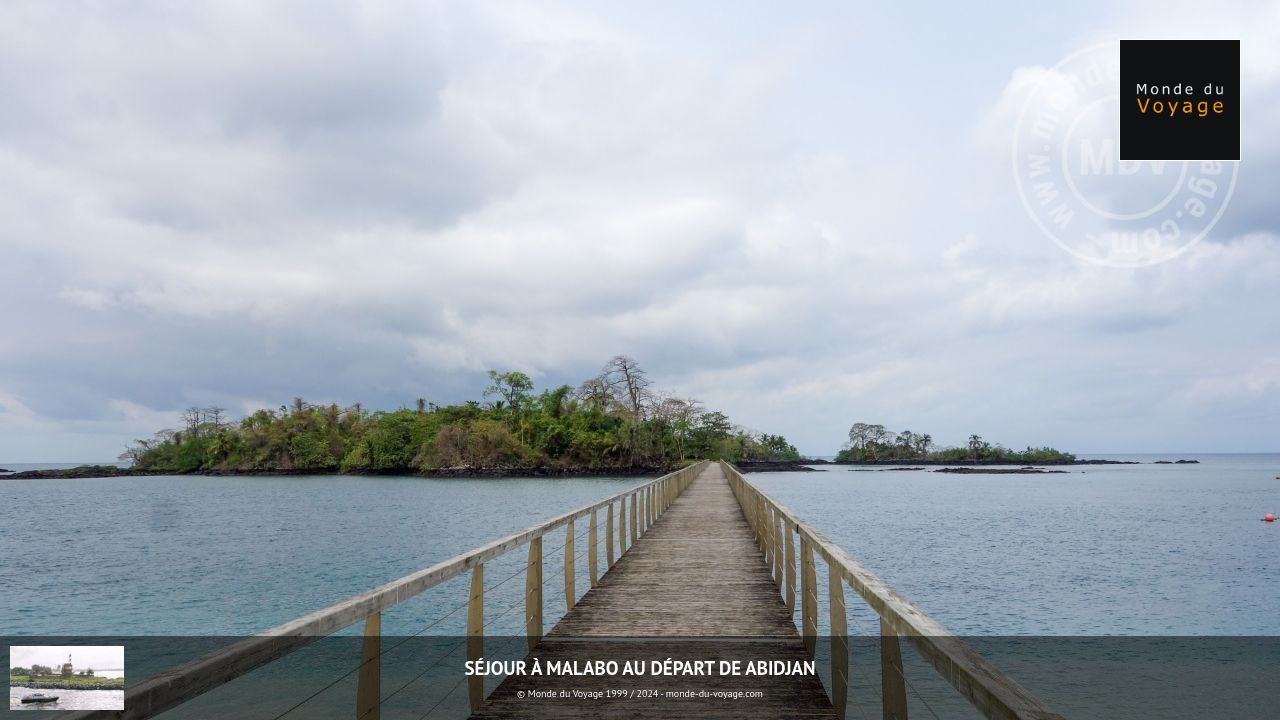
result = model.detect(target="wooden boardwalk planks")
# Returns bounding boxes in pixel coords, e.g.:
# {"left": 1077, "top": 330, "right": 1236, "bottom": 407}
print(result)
{"left": 469, "top": 463, "right": 835, "bottom": 719}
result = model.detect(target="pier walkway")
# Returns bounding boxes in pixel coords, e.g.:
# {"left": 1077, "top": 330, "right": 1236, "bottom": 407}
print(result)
{"left": 55, "top": 461, "right": 1064, "bottom": 720}
{"left": 468, "top": 462, "right": 833, "bottom": 719}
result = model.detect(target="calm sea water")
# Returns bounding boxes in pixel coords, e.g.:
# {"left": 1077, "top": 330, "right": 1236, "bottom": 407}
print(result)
{"left": 8, "top": 687, "right": 124, "bottom": 711}
{"left": 2, "top": 457, "right": 1277, "bottom": 719}
{"left": 752, "top": 453, "right": 1280, "bottom": 636}
{"left": 0, "top": 472, "right": 647, "bottom": 636}
{"left": 2, "top": 456, "right": 1275, "bottom": 637}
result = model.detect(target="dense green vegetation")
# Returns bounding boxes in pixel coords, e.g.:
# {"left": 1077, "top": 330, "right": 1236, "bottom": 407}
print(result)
{"left": 124, "top": 356, "right": 802, "bottom": 473}
{"left": 834, "top": 423, "right": 1075, "bottom": 464}
{"left": 10, "top": 674, "right": 124, "bottom": 686}
{"left": 10, "top": 665, "right": 121, "bottom": 684}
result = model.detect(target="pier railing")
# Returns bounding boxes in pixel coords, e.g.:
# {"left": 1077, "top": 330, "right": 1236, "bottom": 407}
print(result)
{"left": 721, "top": 461, "right": 1065, "bottom": 720}
{"left": 56, "top": 460, "right": 708, "bottom": 720}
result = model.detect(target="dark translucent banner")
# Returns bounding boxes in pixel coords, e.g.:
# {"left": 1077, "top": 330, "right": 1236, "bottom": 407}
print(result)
{"left": 5, "top": 636, "right": 1278, "bottom": 719}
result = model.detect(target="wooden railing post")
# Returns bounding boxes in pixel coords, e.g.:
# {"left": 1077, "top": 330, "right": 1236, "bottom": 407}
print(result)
{"left": 772, "top": 509, "right": 784, "bottom": 590}
{"left": 830, "top": 571, "right": 849, "bottom": 720}
{"left": 467, "top": 565, "right": 484, "bottom": 711}
{"left": 757, "top": 500, "right": 766, "bottom": 553}
{"left": 525, "top": 537, "right": 543, "bottom": 650}
{"left": 648, "top": 485, "right": 654, "bottom": 528}
{"left": 749, "top": 491, "right": 760, "bottom": 541}
{"left": 619, "top": 498, "right": 628, "bottom": 553}
{"left": 607, "top": 503, "right": 616, "bottom": 566}
{"left": 785, "top": 522, "right": 796, "bottom": 614}
{"left": 564, "top": 519, "right": 576, "bottom": 610}
{"left": 641, "top": 487, "right": 648, "bottom": 533}
{"left": 880, "top": 618, "right": 908, "bottom": 720}
{"left": 355, "top": 611, "right": 380, "bottom": 720}
{"left": 759, "top": 496, "right": 770, "bottom": 558}
{"left": 760, "top": 497, "right": 770, "bottom": 556}
{"left": 765, "top": 505, "right": 776, "bottom": 575}
{"left": 801, "top": 537, "right": 817, "bottom": 658}
{"left": 588, "top": 510, "right": 599, "bottom": 587}
{"left": 630, "top": 493, "right": 638, "bottom": 544}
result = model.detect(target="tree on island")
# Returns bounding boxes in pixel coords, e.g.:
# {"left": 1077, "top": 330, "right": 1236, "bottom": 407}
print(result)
{"left": 835, "top": 422, "right": 1073, "bottom": 464}
{"left": 122, "top": 356, "right": 803, "bottom": 473}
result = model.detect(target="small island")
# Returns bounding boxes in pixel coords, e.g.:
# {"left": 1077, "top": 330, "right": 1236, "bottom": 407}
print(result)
{"left": 10, "top": 655, "right": 125, "bottom": 691}
{"left": 834, "top": 423, "right": 1078, "bottom": 464}
{"left": 9, "top": 357, "right": 805, "bottom": 480}
{"left": 5, "top": 401, "right": 1205, "bottom": 481}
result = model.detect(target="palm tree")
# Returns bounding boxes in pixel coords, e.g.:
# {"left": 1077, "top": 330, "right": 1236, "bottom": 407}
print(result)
{"left": 968, "top": 434, "right": 983, "bottom": 463}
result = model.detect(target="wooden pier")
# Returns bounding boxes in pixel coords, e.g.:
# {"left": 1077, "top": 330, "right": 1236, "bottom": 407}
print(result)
{"left": 53, "top": 460, "right": 1064, "bottom": 720}
{"left": 468, "top": 462, "right": 834, "bottom": 719}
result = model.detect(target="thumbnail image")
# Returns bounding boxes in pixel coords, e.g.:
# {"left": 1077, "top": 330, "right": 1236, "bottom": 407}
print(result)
{"left": 9, "top": 646, "right": 124, "bottom": 711}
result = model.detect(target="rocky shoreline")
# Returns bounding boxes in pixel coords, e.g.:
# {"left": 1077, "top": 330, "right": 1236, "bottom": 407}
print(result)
{"left": 935, "top": 466, "right": 1068, "bottom": 474}
{"left": 12, "top": 681, "right": 124, "bottom": 690}
{"left": 735, "top": 458, "right": 1201, "bottom": 473}
{"left": 0, "top": 464, "right": 140, "bottom": 479}
{"left": 733, "top": 461, "right": 821, "bottom": 472}
{"left": 1, "top": 463, "right": 682, "bottom": 481}
{"left": 2, "top": 457, "right": 1203, "bottom": 479}
{"left": 737, "top": 456, "right": 1192, "bottom": 468}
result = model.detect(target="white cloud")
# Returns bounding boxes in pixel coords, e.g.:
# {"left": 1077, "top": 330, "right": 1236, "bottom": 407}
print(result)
{"left": 1, "top": 1, "right": 1279, "bottom": 459}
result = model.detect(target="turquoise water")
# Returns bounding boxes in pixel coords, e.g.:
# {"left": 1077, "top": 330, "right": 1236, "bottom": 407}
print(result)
{"left": 2, "top": 458, "right": 1278, "bottom": 719}
{"left": 752, "top": 453, "right": 1280, "bottom": 636}
{"left": 2, "top": 456, "right": 1276, "bottom": 638}
{"left": 0, "top": 473, "right": 646, "bottom": 636}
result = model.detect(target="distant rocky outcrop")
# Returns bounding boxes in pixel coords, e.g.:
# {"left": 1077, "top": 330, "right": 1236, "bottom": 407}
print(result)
{"left": 935, "top": 467, "right": 1069, "bottom": 474}
{"left": 734, "top": 461, "right": 821, "bottom": 473}
{"left": 4, "top": 463, "right": 679, "bottom": 480}
{"left": 4, "top": 464, "right": 142, "bottom": 479}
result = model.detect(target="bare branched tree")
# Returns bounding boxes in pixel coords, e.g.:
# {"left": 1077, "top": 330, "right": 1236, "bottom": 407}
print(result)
{"left": 574, "top": 375, "right": 615, "bottom": 411}
{"left": 204, "top": 407, "right": 227, "bottom": 430}
{"left": 602, "top": 355, "right": 651, "bottom": 419}
{"left": 182, "top": 407, "right": 203, "bottom": 437}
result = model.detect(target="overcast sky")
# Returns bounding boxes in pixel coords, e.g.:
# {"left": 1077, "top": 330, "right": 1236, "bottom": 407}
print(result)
{"left": 1, "top": 1, "right": 1277, "bottom": 460}
{"left": 10, "top": 645, "right": 123, "bottom": 670}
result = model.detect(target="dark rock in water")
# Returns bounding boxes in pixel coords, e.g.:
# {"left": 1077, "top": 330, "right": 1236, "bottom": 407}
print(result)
{"left": 735, "top": 461, "right": 820, "bottom": 473}
{"left": 1074, "top": 459, "right": 1139, "bottom": 465}
{"left": 0, "top": 467, "right": 10, "bottom": 473}
{"left": 1154, "top": 461, "right": 1172, "bottom": 464}
{"left": 880, "top": 467, "right": 926, "bottom": 471}
{"left": 4, "top": 464, "right": 135, "bottom": 480}
{"left": 935, "top": 467, "right": 1068, "bottom": 474}
{"left": 1174, "top": 459, "right": 1200, "bottom": 464}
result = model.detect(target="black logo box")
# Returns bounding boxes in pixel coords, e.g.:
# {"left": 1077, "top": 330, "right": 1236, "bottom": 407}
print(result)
{"left": 1120, "top": 39, "right": 1240, "bottom": 161}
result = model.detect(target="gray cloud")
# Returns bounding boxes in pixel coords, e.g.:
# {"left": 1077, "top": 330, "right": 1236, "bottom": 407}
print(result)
{"left": 2, "top": 1, "right": 1279, "bottom": 461}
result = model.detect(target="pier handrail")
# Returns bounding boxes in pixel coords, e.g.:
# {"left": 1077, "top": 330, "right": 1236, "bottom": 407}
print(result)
{"left": 721, "top": 461, "right": 1065, "bottom": 720}
{"left": 55, "top": 460, "right": 708, "bottom": 720}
